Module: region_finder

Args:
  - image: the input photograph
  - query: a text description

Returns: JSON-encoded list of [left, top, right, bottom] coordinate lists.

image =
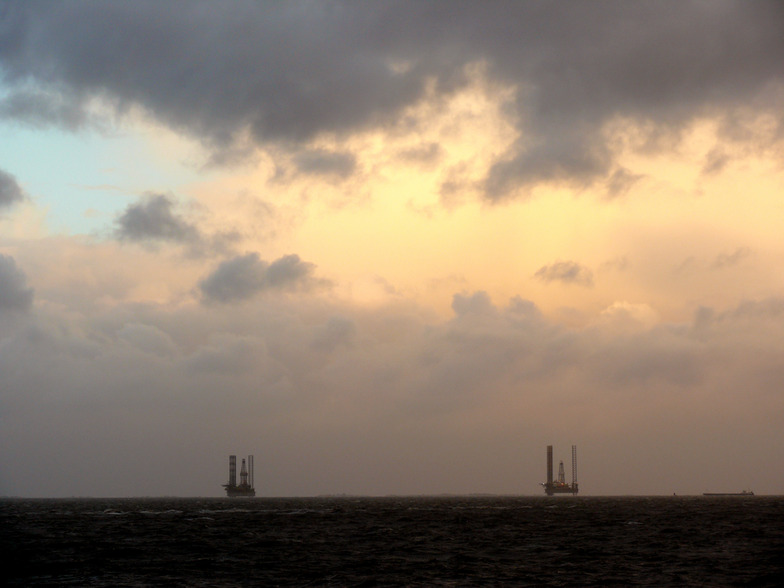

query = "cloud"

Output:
[[112, 193, 241, 257], [2, 2, 782, 199], [712, 247, 752, 269], [596, 301, 658, 332], [0, 168, 24, 208], [0, 253, 34, 311], [605, 167, 645, 199], [599, 256, 629, 273], [398, 142, 442, 166], [183, 333, 263, 374], [116, 322, 177, 357], [114, 193, 199, 244], [293, 149, 356, 178], [534, 261, 594, 287], [451, 290, 496, 317], [0, 86, 93, 131], [198, 252, 318, 303], [311, 316, 356, 352], [3, 279, 784, 496], [702, 147, 732, 176], [594, 328, 702, 388]]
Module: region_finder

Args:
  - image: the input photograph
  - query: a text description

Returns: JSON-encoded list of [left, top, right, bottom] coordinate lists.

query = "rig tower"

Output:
[[542, 445, 578, 495], [223, 455, 256, 497]]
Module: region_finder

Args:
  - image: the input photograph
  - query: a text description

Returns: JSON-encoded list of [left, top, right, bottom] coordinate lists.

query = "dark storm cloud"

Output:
[[2, 1, 782, 199], [0, 253, 33, 311], [199, 252, 317, 303], [0, 167, 24, 208], [534, 261, 593, 287], [114, 193, 198, 244]]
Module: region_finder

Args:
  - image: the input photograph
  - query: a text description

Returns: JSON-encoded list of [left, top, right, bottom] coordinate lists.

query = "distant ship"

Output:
[[703, 490, 754, 496], [223, 455, 256, 497]]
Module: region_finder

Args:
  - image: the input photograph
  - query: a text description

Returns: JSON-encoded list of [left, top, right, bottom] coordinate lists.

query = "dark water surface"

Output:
[[2, 496, 783, 586]]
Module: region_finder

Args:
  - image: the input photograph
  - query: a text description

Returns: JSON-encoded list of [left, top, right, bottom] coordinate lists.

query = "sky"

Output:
[[1, 0, 784, 497]]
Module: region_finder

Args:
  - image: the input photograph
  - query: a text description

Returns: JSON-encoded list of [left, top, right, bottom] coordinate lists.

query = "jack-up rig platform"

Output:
[[541, 445, 579, 495], [223, 455, 256, 497]]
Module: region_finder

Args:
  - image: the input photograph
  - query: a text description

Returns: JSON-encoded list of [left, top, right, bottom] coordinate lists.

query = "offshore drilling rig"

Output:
[[223, 455, 256, 497], [541, 445, 578, 495]]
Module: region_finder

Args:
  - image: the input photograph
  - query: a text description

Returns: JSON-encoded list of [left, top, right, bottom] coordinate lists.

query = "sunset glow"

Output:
[[2, 1, 783, 497]]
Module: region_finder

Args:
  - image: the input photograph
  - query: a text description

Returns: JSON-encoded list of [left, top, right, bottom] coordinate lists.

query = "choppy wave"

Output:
[[2, 496, 783, 586]]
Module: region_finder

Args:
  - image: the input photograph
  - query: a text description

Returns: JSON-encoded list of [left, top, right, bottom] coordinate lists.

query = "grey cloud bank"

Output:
[[0, 289, 782, 497], [2, 1, 783, 198]]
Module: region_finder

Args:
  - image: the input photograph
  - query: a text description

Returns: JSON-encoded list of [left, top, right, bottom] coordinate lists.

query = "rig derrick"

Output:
[[223, 454, 256, 497], [541, 445, 578, 495]]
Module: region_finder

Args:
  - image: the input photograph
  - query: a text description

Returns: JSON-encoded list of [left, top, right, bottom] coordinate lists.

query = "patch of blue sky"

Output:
[[0, 118, 208, 236]]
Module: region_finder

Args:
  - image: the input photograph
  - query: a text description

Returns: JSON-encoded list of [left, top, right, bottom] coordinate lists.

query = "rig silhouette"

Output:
[[223, 455, 256, 497], [541, 445, 578, 495]]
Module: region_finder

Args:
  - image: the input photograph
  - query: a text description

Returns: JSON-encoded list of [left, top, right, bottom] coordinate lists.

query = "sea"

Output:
[[2, 495, 783, 587]]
